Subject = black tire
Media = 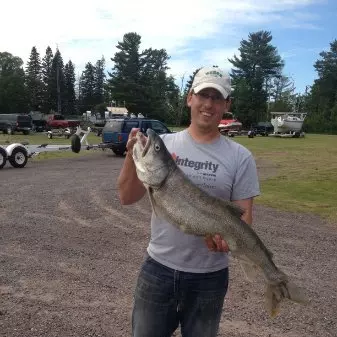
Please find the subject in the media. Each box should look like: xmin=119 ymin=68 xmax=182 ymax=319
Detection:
xmin=8 ymin=146 xmax=28 ymax=168
xmin=0 ymin=147 xmax=7 ymax=169
xmin=47 ymin=133 xmax=53 ymax=139
xmin=113 ymin=149 xmax=125 ymax=156
xmin=71 ymin=134 xmax=81 ymax=153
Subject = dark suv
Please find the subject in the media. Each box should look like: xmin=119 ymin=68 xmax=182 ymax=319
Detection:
xmin=102 ymin=118 xmax=172 ymax=155
xmin=251 ymin=122 xmax=274 ymax=136
xmin=0 ymin=114 xmax=33 ymax=135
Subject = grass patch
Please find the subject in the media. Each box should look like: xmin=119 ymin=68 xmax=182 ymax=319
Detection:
xmin=2 ymin=130 xmax=336 ymax=221
xmin=234 ymin=134 xmax=337 ymax=222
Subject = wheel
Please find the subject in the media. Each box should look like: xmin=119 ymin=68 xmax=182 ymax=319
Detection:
xmin=0 ymin=147 xmax=7 ymax=169
xmin=8 ymin=146 xmax=28 ymax=168
xmin=113 ymin=149 xmax=125 ymax=156
xmin=71 ymin=134 xmax=81 ymax=153
xmin=47 ymin=133 xmax=53 ymax=139
xmin=7 ymin=127 xmax=13 ymax=135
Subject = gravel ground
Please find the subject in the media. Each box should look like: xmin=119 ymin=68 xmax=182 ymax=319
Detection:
xmin=0 ymin=153 xmax=336 ymax=337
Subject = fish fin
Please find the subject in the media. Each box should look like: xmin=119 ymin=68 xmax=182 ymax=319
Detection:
xmin=265 ymin=280 xmax=308 ymax=318
xmin=239 ymin=261 xmax=260 ymax=282
xmin=147 ymin=187 xmax=159 ymax=217
xmin=226 ymin=202 xmax=245 ymax=219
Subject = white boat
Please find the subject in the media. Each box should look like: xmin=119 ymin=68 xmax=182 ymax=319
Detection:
xmin=270 ymin=112 xmax=307 ymax=135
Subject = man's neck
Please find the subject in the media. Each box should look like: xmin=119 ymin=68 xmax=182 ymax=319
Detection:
xmin=187 ymin=125 xmax=220 ymax=144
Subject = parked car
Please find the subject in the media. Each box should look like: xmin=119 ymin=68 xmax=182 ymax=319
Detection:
xmin=251 ymin=122 xmax=274 ymax=136
xmin=0 ymin=114 xmax=33 ymax=135
xmin=101 ymin=117 xmax=172 ymax=156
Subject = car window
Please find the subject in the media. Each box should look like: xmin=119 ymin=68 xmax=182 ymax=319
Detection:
xmin=123 ymin=121 xmax=139 ymax=133
xmin=17 ymin=115 xmax=31 ymax=122
xmin=150 ymin=121 xmax=169 ymax=134
xmin=106 ymin=120 xmax=124 ymax=132
xmin=140 ymin=121 xmax=152 ymax=133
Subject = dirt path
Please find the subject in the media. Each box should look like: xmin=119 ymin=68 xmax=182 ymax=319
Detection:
xmin=0 ymin=154 xmax=336 ymax=337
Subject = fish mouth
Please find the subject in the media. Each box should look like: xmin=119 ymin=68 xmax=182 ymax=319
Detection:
xmin=142 ymin=135 xmax=151 ymax=157
xmin=136 ymin=131 xmax=151 ymax=157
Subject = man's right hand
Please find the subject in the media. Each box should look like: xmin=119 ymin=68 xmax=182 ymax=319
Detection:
xmin=126 ymin=128 xmax=140 ymax=157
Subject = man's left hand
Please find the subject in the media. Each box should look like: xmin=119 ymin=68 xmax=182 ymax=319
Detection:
xmin=204 ymin=234 xmax=229 ymax=252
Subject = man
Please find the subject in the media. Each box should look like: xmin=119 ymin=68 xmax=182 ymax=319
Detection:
xmin=117 ymin=66 xmax=260 ymax=337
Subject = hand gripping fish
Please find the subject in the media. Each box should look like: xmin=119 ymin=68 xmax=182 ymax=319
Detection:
xmin=132 ymin=128 xmax=307 ymax=317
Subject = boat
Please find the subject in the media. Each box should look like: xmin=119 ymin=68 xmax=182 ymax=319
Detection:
xmin=218 ymin=112 xmax=242 ymax=136
xmin=270 ymin=112 xmax=307 ymax=137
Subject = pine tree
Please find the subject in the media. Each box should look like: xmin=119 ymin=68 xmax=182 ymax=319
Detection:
xmin=64 ymin=60 xmax=76 ymax=114
xmin=41 ymin=46 xmax=54 ymax=113
xmin=25 ymin=46 xmax=44 ymax=111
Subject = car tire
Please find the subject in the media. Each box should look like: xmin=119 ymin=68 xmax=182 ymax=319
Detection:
xmin=113 ymin=149 xmax=125 ymax=156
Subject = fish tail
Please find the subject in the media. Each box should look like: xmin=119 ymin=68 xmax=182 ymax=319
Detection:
xmin=265 ymin=277 xmax=308 ymax=317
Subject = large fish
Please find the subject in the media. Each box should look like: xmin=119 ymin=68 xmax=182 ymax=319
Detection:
xmin=132 ymin=128 xmax=307 ymax=317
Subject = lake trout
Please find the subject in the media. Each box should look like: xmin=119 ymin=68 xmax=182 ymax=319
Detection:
xmin=132 ymin=128 xmax=307 ymax=317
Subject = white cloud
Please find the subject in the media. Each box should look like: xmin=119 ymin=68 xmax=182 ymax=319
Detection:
xmin=0 ymin=0 xmax=321 ymax=82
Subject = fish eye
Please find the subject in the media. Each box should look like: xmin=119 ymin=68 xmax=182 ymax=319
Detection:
xmin=154 ymin=143 xmax=160 ymax=151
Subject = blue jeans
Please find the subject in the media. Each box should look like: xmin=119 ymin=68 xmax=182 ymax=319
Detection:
xmin=132 ymin=254 xmax=229 ymax=337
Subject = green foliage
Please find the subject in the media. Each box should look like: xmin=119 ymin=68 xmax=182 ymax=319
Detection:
xmin=107 ymin=32 xmax=180 ymax=122
xmin=228 ymin=31 xmax=284 ymax=127
xmin=1 ymin=31 xmax=337 ymax=134
xmin=25 ymin=46 xmax=44 ymax=111
xmin=303 ymin=40 xmax=337 ymax=134
xmin=0 ymin=52 xmax=28 ymax=113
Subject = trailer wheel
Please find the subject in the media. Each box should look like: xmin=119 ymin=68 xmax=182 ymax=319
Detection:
xmin=0 ymin=147 xmax=7 ymax=169
xmin=8 ymin=146 xmax=28 ymax=168
xmin=71 ymin=134 xmax=81 ymax=153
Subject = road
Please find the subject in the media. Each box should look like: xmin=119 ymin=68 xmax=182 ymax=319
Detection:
xmin=0 ymin=153 xmax=336 ymax=337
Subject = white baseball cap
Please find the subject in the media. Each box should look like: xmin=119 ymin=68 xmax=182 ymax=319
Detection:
xmin=191 ymin=67 xmax=231 ymax=99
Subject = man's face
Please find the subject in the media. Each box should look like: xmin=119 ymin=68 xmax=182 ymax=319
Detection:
xmin=187 ymin=88 xmax=231 ymax=132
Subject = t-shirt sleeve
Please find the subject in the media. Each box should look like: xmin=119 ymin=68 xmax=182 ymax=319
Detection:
xmin=231 ymin=151 xmax=260 ymax=201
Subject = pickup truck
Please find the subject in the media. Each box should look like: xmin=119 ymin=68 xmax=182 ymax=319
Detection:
xmin=46 ymin=114 xmax=81 ymax=130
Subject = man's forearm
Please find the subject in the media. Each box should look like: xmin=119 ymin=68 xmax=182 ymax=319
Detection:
xmin=117 ymin=152 xmax=146 ymax=205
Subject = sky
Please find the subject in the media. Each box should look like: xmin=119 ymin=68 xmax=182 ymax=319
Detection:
xmin=1 ymin=0 xmax=336 ymax=94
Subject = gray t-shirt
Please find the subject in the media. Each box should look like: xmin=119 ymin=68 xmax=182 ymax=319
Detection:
xmin=147 ymin=129 xmax=260 ymax=273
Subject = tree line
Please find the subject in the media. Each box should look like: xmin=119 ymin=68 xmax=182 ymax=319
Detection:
xmin=0 ymin=31 xmax=336 ymax=134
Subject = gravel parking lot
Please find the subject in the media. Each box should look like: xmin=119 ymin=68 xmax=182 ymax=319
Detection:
xmin=1 ymin=153 xmax=336 ymax=337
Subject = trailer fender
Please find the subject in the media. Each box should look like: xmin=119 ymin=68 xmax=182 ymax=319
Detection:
xmin=5 ymin=143 xmax=29 ymax=157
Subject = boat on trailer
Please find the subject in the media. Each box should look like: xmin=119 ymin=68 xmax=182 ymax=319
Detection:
xmin=269 ymin=112 xmax=307 ymax=138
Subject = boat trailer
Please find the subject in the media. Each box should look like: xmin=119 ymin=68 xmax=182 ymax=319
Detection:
xmin=0 ymin=126 xmax=112 ymax=170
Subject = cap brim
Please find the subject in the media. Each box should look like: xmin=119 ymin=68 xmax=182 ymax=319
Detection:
xmin=193 ymin=83 xmax=229 ymax=99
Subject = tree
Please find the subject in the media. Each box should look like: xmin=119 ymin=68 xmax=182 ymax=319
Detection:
xmin=50 ymin=49 xmax=65 ymax=113
xmin=107 ymin=32 xmax=143 ymax=112
xmin=79 ymin=62 xmax=96 ymax=112
xmin=268 ymin=75 xmax=296 ymax=113
xmin=94 ymin=57 xmax=106 ymax=106
xmin=0 ymin=52 xmax=28 ymax=113
xmin=228 ymin=30 xmax=284 ymax=126
xmin=41 ymin=46 xmax=54 ymax=113
xmin=304 ymin=40 xmax=337 ymax=134
xmin=25 ymin=46 xmax=44 ymax=111
xmin=64 ymin=60 xmax=76 ymax=114
xmin=107 ymin=32 xmax=180 ymax=122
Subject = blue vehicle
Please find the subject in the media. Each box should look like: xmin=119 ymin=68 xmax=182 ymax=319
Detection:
xmin=101 ymin=117 xmax=173 ymax=156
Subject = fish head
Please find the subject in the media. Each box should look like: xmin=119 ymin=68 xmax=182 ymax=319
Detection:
xmin=133 ymin=128 xmax=176 ymax=189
